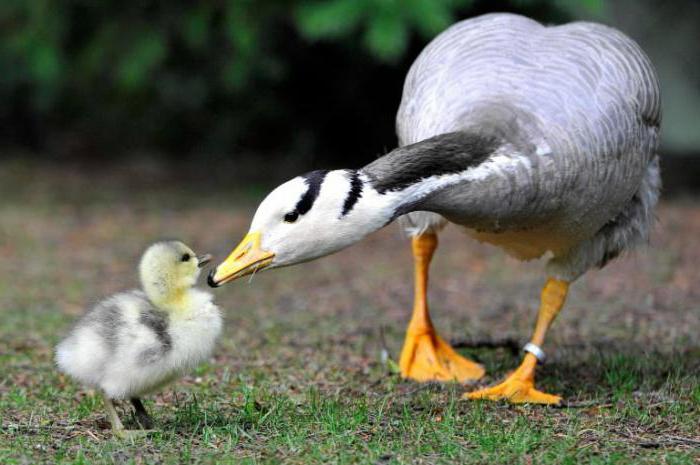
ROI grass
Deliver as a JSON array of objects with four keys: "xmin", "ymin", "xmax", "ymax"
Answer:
[{"xmin": 0, "ymin": 160, "xmax": 698, "ymax": 464}]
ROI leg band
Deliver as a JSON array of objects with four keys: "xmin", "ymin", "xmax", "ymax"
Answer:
[{"xmin": 523, "ymin": 342, "xmax": 546, "ymax": 363}]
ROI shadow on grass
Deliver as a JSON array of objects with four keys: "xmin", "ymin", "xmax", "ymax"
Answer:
[{"xmin": 462, "ymin": 342, "xmax": 700, "ymax": 401}]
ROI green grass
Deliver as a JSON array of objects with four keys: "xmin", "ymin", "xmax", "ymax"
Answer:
[{"xmin": 0, "ymin": 160, "xmax": 698, "ymax": 464}]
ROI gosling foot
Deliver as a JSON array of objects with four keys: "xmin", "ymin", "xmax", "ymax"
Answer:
[{"xmin": 113, "ymin": 429, "xmax": 156, "ymax": 439}]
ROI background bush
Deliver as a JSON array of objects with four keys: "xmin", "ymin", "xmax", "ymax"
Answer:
[{"xmin": 3, "ymin": 0, "xmax": 696, "ymax": 169}]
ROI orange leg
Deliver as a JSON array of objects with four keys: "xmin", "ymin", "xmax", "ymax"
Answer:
[
  {"xmin": 465, "ymin": 278, "xmax": 569, "ymax": 404},
  {"xmin": 399, "ymin": 234, "xmax": 485, "ymax": 382}
]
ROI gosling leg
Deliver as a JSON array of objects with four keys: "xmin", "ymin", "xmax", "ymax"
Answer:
[
  {"xmin": 102, "ymin": 392, "xmax": 124, "ymax": 432},
  {"xmin": 131, "ymin": 398, "xmax": 154, "ymax": 429},
  {"xmin": 101, "ymin": 392, "xmax": 150, "ymax": 438}
]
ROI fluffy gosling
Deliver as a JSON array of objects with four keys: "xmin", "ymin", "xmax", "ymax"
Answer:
[{"xmin": 55, "ymin": 241, "xmax": 222, "ymax": 436}]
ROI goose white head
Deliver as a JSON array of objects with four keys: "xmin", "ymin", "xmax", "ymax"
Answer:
[
  {"xmin": 139, "ymin": 241, "xmax": 212, "ymax": 307},
  {"xmin": 209, "ymin": 169, "xmax": 392, "ymax": 286}
]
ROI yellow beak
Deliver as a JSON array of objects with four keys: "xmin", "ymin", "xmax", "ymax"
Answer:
[{"xmin": 208, "ymin": 231, "xmax": 275, "ymax": 287}]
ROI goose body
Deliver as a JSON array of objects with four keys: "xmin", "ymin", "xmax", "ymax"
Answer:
[
  {"xmin": 56, "ymin": 241, "xmax": 222, "ymax": 433},
  {"xmin": 386, "ymin": 13, "xmax": 660, "ymax": 277},
  {"xmin": 210, "ymin": 14, "xmax": 661, "ymax": 403}
]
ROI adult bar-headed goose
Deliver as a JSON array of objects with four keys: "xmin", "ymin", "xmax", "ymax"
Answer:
[{"xmin": 209, "ymin": 13, "xmax": 660, "ymax": 404}]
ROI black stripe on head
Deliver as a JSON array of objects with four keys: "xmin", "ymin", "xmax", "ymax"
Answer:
[
  {"xmin": 295, "ymin": 169, "xmax": 329, "ymax": 215},
  {"xmin": 340, "ymin": 170, "xmax": 364, "ymax": 217},
  {"xmin": 363, "ymin": 131, "xmax": 500, "ymax": 194}
]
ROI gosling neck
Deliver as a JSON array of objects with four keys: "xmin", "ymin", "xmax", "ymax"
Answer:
[{"xmin": 142, "ymin": 281, "xmax": 195, "ymax": 315}]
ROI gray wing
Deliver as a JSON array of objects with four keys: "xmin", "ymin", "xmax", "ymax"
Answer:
[
  {"xmin": 71, "ymin": 290, "xmax": 171, "ymax": 365},
  {"xmin": 72, "ymin": 291, "xmax": 144, "ymax": 354},
  {"xmin": 136, "ymin": 305, "xmax": 172, "ymax": 365},
  {"xmin": 397, "ymin": 13, "xmax": 659, "ymax": 155}
]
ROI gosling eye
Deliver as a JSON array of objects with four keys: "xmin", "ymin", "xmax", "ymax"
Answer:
[
  {"xmin": 283, "ymin": 211, "xmax": 299, "ymax": 223},
  {"xmin": 181, "ymin": 253, "xmax": 192, "ymax": 262}
]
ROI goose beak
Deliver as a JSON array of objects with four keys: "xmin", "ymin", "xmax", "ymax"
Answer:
[
  {"xmin": 208, "ymin": 231, "xmax": 275, "ymax": 287},
  {"xmin": 197, "ymin": 254, "xmax": 213, "ymax": 268}
]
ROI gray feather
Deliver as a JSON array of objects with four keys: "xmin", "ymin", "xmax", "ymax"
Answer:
[{"xmin": 137, "ymin": 308, "xmax": 172, "ymax": 364}]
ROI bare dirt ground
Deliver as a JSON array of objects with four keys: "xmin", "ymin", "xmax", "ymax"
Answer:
[{"xmin": 0, "ymin": 160, "xmax": 698, "ymax": 464}]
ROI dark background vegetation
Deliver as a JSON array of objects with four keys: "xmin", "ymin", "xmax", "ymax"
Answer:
[{"xmin": 1, "ymin": 0, "xmax": 699, "ymax": 186}]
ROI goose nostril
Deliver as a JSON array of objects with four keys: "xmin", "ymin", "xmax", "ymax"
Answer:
[{"xmin": 235, "ymin": 243, "xmax": 252, "ymax": 260}]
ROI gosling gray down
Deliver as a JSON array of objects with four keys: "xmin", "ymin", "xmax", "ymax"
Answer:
[
  {"xmin": 209, "ymin": 14, "xmax": 661, "ymax": 403},
  {"xmin": 56, "ymin": 241, "xmax": 222, "ymax": 434}
]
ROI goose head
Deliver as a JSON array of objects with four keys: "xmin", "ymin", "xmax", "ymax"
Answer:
[
  {"xmin": 209, "ymin": 169, "xmax": 392, "ymax": 286},
  {"xmin": 209, "ymin": 132, "xmax": 507, "ymax": 287},
  {"xmin": 139, "ymin": 241, "xmax": 212, "ymax": 308}
]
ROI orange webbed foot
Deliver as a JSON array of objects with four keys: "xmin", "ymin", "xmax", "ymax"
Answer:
[
  {"xmin": 400, "ymin": 330, "xmax": 485, "ymax": 383},
  {"xmin": 465, "ymin": 378, "xmax": 561, "ymax": 404},
  {"xmin": 464, "ymin": 353, "xmax": 561, "ymax": 404}
]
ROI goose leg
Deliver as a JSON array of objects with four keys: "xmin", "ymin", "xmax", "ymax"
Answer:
[
  {"xmin": 465, "ymin": 278, "xmax": 568, "ymax": 404},
  {"xmin": 399, "ymin": 233, "xmax": 485, "ymax": 382}
]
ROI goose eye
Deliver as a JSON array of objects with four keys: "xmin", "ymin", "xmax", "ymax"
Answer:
[
  {"xmin": 284, "ymin": 211, "xmax": 299, "ymax": 223},
  {"xmin": 181, "ymin": 253, "xmax": 191, "ymax": 262}
]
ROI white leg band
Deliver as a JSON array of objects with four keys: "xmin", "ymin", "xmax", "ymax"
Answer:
[{"xmin": 523, "ymin": 343, "xmax": 546, "ymax": 363}]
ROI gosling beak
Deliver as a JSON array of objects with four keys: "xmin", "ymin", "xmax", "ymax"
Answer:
[
  {"xmin": 197, "ymin": 254, "xmax": 213, "ymax": 268},
  {"xmin": 208, "ymin": 231, "xmax": 275, "ymax": 287}
]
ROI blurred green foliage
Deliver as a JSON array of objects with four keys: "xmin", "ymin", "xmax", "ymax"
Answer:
[
  {"xmin": 295, "ymin": 0, "xmax": 474, "ymax": 60},
  {"xmin": 296, "ymin": 0, "xmax": 604, "ymax": 60},
  {"xmin": 0, "ymin": 0, "xmax": 605, "ymax": 158}
]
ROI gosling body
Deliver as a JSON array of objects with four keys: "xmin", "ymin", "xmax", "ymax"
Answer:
[
  {"xmin": 56, "ymin": 241, "xmax": 221, "ymax": 432},
  {"xmin": 56, "ymin": 288, "xmax": 220, "ymax": 400}
]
